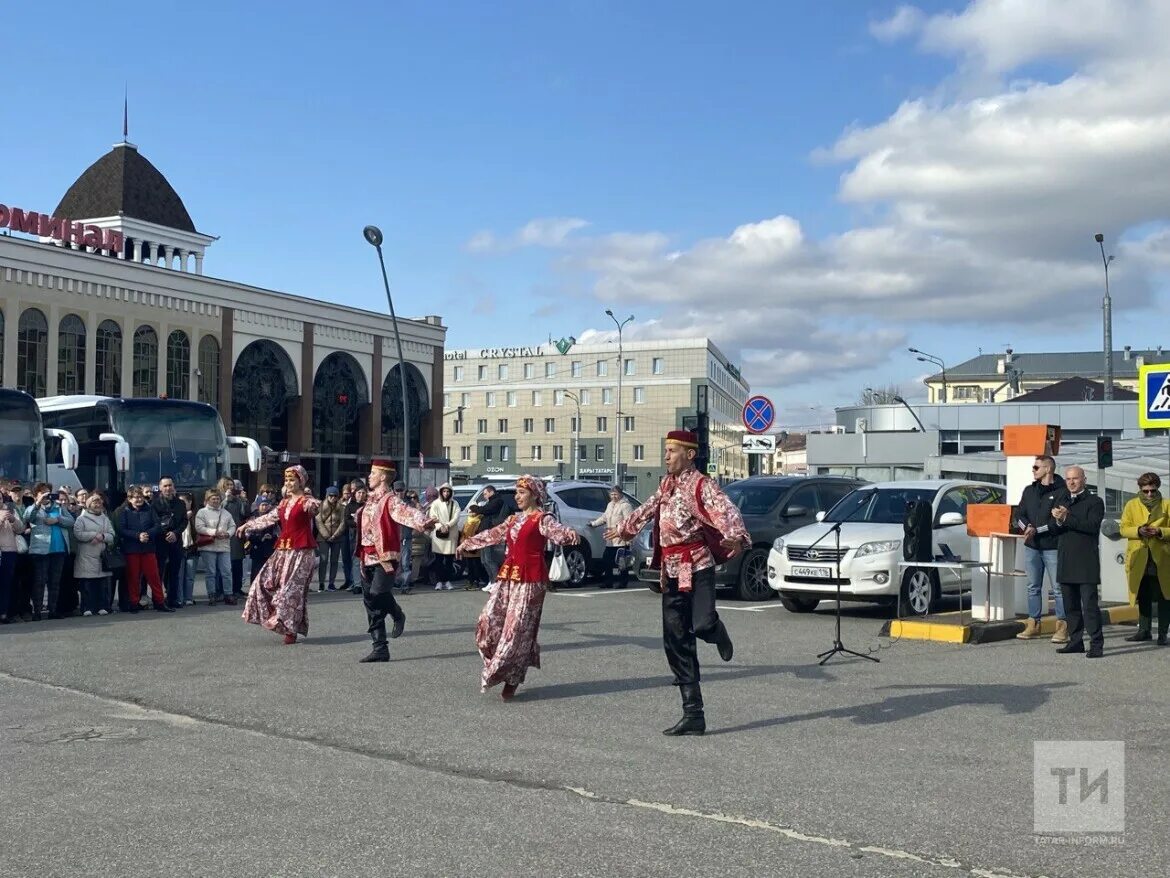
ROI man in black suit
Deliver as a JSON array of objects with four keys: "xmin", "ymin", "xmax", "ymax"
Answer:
[{"xmin": 1051, "ymin": 466, "xmax": 1106, "ymax": 658}]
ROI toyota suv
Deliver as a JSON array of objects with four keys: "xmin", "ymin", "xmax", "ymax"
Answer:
[
  {"xmin": 631, "ymin": 475, "xmax": 865, "ymax": 600},
  {"xmin": 456, "ymin": 480, "xmax": 640, "ymax": 586}
]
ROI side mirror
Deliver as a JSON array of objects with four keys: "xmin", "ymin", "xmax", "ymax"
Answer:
[
  {"xmin": 228, "ymin": 436, "xmax": 263, "ymax": 472},
  {"xmin": 783, "ymin": 505, "xmax": 810, "ymax": 518},
  {"xmin": 938, "ymin": 511, "xmax": 965, "ymax": 527},
  {"xmin": 815, "ymin": 511, "xmax": 826, "ymax": 522},
  {"xmin": 44, "ymin": 428, "xmax": 79, "ymax": 470},
  {"xmin": 99, "ymin": 432, "xmax": 131, "ymax": 473}
]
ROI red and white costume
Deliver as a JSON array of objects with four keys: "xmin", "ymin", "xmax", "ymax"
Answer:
[{"xmin": 242, "ymin": 493, "xmax": 320, "ymax": 638}]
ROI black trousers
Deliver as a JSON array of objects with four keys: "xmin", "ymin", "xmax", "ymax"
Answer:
[
  {"xmin": 1136, "ymin": 571, "xmax": 1170, "ymax": 634},
  {"xmin": 361, "ymin": 563, "xmax": 405, "ymax": 649},
  {"xmin": 1060, "ymin": 581, "xmax": 1104, "ymax": 649},
  {"xmin": 156, "ymin": 540, "xmax": 184, "ymax": 607},
  {"xmin": 662, "ymin": 567, "xmax": 725, "ymax": 686},
  {"xmin": 601, "ymin": 546, "xmax": 630, "ymax": 589}
]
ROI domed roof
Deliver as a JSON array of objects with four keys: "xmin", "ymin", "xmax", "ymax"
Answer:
[{"xmin": 55, "ymin": 142, "xmax": 197, "ymax": 233}]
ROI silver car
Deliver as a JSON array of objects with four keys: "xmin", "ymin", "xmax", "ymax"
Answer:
[{"xmin": 456, "ymin": 480, "xmax": 640, "ymax": 586}]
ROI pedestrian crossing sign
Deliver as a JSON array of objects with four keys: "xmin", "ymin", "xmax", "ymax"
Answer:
[{"xmin": 1138, "ymin": 363, "xmax": 1170, "ymax": 429}]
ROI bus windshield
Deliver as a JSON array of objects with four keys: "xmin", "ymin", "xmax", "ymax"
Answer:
[
  {"xmin": 112, "ymin": 404, "xmax": 227, "ymax": 489},
  {"xmin": 0, "ymin": 394, "xmax": 44, "ymax": 482}
]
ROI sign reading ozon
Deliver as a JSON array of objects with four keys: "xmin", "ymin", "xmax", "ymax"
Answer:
[{"xmin": 0, "ymin": 202, "xmax": 124, "ymax": 252}]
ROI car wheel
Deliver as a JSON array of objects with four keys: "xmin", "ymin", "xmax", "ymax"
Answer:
[
  {"xmin": 899, "ymin": 568, "xmax": 939, "ymax": 616},
  {"xmin": 564, "ymin": 545, "xmax": 589, "ymax": 587},
  {"xmin": 735, "ymin": 549, "xmax": 774, "ymax": 601},
  {"xmin": 779, "ymin": 594, "xmax": 820, "ymax": 613}
]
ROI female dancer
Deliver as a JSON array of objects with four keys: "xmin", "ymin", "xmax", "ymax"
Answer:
[
  {"xmin": 239, "ymin": 466, "xmax": 319, "ymax": 644},
  {"xmin": 456, "ymin": 475, "xmax": 579, "ymax": 700}
]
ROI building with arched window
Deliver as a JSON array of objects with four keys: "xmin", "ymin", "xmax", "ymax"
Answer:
[{"xmin": 1, "ymin": 136, "xmax": 447, "ymax": 491}]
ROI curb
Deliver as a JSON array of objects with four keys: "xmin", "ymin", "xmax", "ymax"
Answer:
[{"xmin": 880, "ymin": 603, "xmax": 1138, "ymax": 644}]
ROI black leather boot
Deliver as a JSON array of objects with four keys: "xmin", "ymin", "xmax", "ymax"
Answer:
[
  {"xmin": 359, "ymin": 623, "xmax": 390, "ymax": 663},
  {"xmin": 390, "ymin": 610, "xmax": 405, "ymax": 639},
  {"xmin": 662, "ymin": 683, "xmax": 706, "ymax": 736},
  {"xmin": 715, "ymin": 621, "xmax": 734, "ymax": 662}
]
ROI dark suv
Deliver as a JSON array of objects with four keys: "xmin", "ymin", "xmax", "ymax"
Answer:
[{"xmin": 631, "ymin": 475, "xmax": 866, "ymax": 600}]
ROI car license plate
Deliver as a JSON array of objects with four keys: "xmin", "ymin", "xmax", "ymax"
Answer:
[{"xmin": 790, "ymin": 565, "xmax": 832, "ymax": 579}]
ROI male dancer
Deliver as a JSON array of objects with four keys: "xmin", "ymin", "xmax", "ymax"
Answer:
[
  {"xmin": 357, "ymin": 459, "xmax": 434, "ymax": 663},
  {"xmin": 608, "ymin": 430, "xmax": 749, "ymax": 736}
]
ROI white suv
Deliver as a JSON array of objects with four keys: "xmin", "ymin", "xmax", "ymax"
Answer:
[{"xmin": 767, "ymin": 480, "xmax": 1006, "ymax": 615}]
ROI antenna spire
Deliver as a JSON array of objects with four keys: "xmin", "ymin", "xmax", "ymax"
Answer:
[{"xmin": 123, "ymin": 87, "xmax": 128, "ymax": 140}]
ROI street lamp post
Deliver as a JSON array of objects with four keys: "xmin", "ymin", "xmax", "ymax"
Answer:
[
  {"xmin": 605, "ymin": 309, "xmax": 634, "ymax": 488},
  {"xmin": 1094, "ymin": 233, "xmax": 1115, "ymax": 400},
  {"xmin": 909, "ymin": 347, "xmax": 947, "ymax": 403},
  {"xmin": 363, "ymin": 225, "xmax": 412, "ymax": 484},
  {"xmin": 564, "ymin": 390, "xmax": 582, "ymax": 480}
]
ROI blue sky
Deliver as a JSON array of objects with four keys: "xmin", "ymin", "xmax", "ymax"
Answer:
[{"xmin": 5, "ymin": 1, "xmax": 1169, "ymax": 431}]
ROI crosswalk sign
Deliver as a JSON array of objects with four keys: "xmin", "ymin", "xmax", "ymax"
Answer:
[{"xmin": 1138, "ymin": 363, "xmax": 1170, "ymax": 429}]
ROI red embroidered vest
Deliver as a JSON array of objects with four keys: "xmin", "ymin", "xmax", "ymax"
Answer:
[
  {"xmin": 275, "ymin": 498, "xmax": 317, "ymax": 551},
  {"xmin": 497, "ymin": 514, "xmax": 548, "ymax": 583}
]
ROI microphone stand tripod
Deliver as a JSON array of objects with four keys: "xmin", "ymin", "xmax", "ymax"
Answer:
[{"xmin": 803, "ymin": 496, "xmax": 880, "ymax": 666}]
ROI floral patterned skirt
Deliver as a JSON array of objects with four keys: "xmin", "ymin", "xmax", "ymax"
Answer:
[
  {"xmin": 242, "ymin": 548, "xmax": 317, "ymax": 637},
  {"xmin": 475, "ymin": 579, "xmax": 547, "ymax": 691}
]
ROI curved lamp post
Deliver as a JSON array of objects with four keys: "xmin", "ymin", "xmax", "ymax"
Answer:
[
  {"xmin": 564, "ymin": 390, "xmax": 582, "ymax": 480},
  {"xmin": 605, "ymin": 309, "xmax": 634, "ymax": 487},
  {"xmin": 1094, "ymin": 233, "xmax": 1115, "ymax": 400},
  {"xmin": 363, "ymin": 225, "xmax": 411, "ymax": 483},
  {"xmin": 909, "ymin": 347, "xmax": 947, "ymax": 403}
]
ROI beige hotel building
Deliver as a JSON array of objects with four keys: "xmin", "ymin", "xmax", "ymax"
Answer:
[{"xmin": 441, "ymin": 338, "xmax": 751, "ymax": 498}]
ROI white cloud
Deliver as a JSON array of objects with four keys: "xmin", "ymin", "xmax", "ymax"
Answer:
[
  {"xmin": 465, "ymin": 216, "xmax": 589, "ymax": 253},
  {"xmin": 869, "ymin": 5, "xmax": 926, "ymax": 43}
]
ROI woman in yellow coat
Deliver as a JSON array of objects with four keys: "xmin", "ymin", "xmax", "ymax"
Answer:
[{"xmin": 1119, "ymin": 472, "xmax": 1170, "ymax": 644}]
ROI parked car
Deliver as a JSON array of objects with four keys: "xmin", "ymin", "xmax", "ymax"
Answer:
[
  {"xmin": 631, "ymin": 475, "xmax": 866, "ymax": 601},
  {"xmin": 455, "ymin": 480, "xmax": 640, "ymax": 586},
  {"xmin": 767, "ymin": 479, "xmax": 1007, "ymax": 615}
]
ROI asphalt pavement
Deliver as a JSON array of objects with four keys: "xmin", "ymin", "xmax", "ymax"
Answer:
[{"xmin": 2, "ymin": 584, "xmax": 1165, "ymax": 878}]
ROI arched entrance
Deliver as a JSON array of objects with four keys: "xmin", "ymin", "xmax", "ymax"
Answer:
[
  {"xmin": 312, "ymin": 352, "xmax": 369, "ymax": 489},
  {"xmin": 232, "ymin": 339, "xmax": 297, "ymax": 454},
  {"xmin": 381, "ymin": 362, "xmax": 431, "ymax": 467}
]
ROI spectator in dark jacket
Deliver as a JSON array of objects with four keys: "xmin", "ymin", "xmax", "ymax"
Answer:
[
  {"xmin": 116, "ymin": 487, "xmax": 172, "ymax": 612},
  {"xmin": 1052, "ymin": 466, "xmax": 1105, "ymax": 658},
  {"xmin": 219, "ymin": 477, "xmax": 248, "ymax": 596},
  {"xmin": 246, "ymin": 496, "xmax": 280, "ymax": 583},
  {"xmin": 152, "ymin": 477, "xmax": 188, "ymax": 609},
  {"xmin": 1014, "ymin": 455, "xmax": 1067, "ymax": 642}
]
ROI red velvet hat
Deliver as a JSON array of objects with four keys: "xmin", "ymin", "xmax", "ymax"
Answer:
[
  {"xmin": 370, "ymin": 458, "xmax": 397, "ymax": 473},
  {"xmin": 664, "ymin": 429, "xmax": 699, "ymax": 448}
]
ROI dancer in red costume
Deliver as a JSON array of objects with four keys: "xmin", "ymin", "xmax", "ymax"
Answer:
[
  {"xmin": 239, "ymin": 465, "xmax": 318, "ymax": 645},
  {"xmin": 456, "ymin": 475, "xmax": 579, "ymax": 700}
]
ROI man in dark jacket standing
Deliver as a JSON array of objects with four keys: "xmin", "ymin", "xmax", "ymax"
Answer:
[
  {"xmin": 1014, "ymin": 455, "xmax": 1068, "ymax": 642},
  {"xmin": 1052, "ymin": 466, "xmax": 1105, "ymax": 658},
  {"xmin": 153, "ymin": 477, "xmax": 188, "ymax": 609}
]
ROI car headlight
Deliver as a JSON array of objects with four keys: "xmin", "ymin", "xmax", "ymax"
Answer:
[
  {"xmin": 772, "ymin": 537, "xmax": 784, "ymax": 553},
  {"xmin": 855, "ymin": 539, "xmax": 901, "ymax": 557}
]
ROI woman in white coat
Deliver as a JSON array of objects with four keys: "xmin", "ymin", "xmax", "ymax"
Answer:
[
  {"xmin": 428, "ymin": 483, "xmax": 461, "ymax": 590},
  {"xmin": 73, "ymin": 494, "xmax": 116, "ymax": 615}
]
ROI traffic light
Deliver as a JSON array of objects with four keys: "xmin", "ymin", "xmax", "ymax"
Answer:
[{"xmin": 1096, "ymin": 435, "xmax": 1113, "ymax": 470}]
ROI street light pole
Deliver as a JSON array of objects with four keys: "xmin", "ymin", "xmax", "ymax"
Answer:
[
  {"xmin": 605, "ymin": 309, "xmax": 633, "ymax": 488},
  {"xmin": 1094, "ymin": 233, "xmax": 1115, "ymax": 400},
  {"xmin": 363, "ymin": 225, "xmax": 411, "ymax": 484},
  {"xmin": 564, "ymin": 390, "xmax": 582, "ymax": 480},
  {"xmin": 909, "ymin": 347, "xmax": 947, "ymax": 403}
]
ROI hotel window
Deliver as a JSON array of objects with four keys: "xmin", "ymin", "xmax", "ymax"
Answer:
[
  {"xmin": 554, "ymin": 389, "xmax": 565, "ymax": 406},
  {"xmin": 17, "ymin": 307, "xmax": 49, "ymax": 397},
  {"xmin": 545, "ymin": 362, "xmax": 556, "ymax": 378},
  {"xmin": 597, "ymin": 416, "xmax": 608, "ymax": 432},
  {"xmin": 477, "ymin": 419, "xmax": 488, "ymax": 433},
  {"xmin": 624, "ymin": 416, "xmax": 635, "ymax": 431},
  {"xmin": 197, "ymin": 334, "xmax": 219, "ymax": 406},
  {"xmin": 633, "ymin": 387, "xmax": 645, "ymax": 404},
  {"xmin": 523, "ymin": 363, "xmax": 534, "ymax": 379},
  {"xmin": 461, "ymin": 446, "xmax": 471, "ymax": 461},
  {"xmin": 595, "ymin": 444, "xmax": 605, "ymax": 461},
  {"xmin": 478, "ymin": 365, "xmax": 487, "ymax": 380},
  {"xmin": 96, "ymin": 320, "xmax": 123, "ymax": 397},
  {"xmin": 570, "ymin": 417, "xmax": 579, "ymax": 432},
  {"xmin": 597, "ymin": 360, "xmax": 608, "ymax": 377},
  {"xmin": 453, "ymin": 366, "xmax": 464, "ymax": 382},
  {"xmin": 545, "ymin": 417, "xmax": 556, "ymax": 433},
  {"xmin": 501, "ymin": 446, "xmax": 511, "ymax": 462},
  {"xmin": 523, "ymin": 418, "xmax": 534, "ymax": 433},
  {"xmin": 442, "ymin": 446, "xmax": 450, "ymax": 459},
  {"xmin": 498, "ymin": 364, "xmax": 508, "ymax": 380},
  {"xmin": 483, "ymin": 446, "xmax": 493, "ymax": 462},
  {"xmin": 552, "ymin": 444, "xmax": 564, "ymax": 460},
  {"xmin": 652, "ymin": 357, "xmax": 664, "ymax": 374},
  {"xmin": 461, "ymin": 392, "xmax": 470, "ymax": 407},
  {"xmin": 497, "ymin": 418, "xmax": 508, "ymax": 433},
  {"xmin": 452, "ymin": 419, "xmax": 463, "ymax": 434},
  {"xmin": 443, "ymin": 393, "xmax": 451, "ymax": 408},
  {"xmin": 507, "ymin": 391, "xmax": 516, "ymax": 407},
  {"xmin": 623, "ymin": 358, "xmax": 635, "ymax": 376},
  {"xmin": 486, "ymin": 391, "xmax": 496, "ymax": 407},
  {"xmin": 165, "ymin": 329, "xmax": 190, "ymax": 400},
  {"xmin": 580, "ymin": 389, "xmax": 590, "ymax": 405},
  {"xmin": 571, "ymin": 361, "xmax": 582, "ymax": 377},
  {"xmin": 633, "ymin": 444, "xmax": 645, "ymax": 461},
  {"xmin": 531, "ymin": 445, "xmax": 542, "ymax": 461},
  {"xmin": 577, "ymin": 444, "xmax": 587, "ymax": 461},
  {"xmin": 532, "ymin": 390, "xmax": 542, "ymax": 406},
  {"xmin": 602, "ymin": 388, "xmax": 613, "ymax": 405},
  {"xmin": 132, "ymin": 325, "xmax": 159, "ymax": 397}
]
